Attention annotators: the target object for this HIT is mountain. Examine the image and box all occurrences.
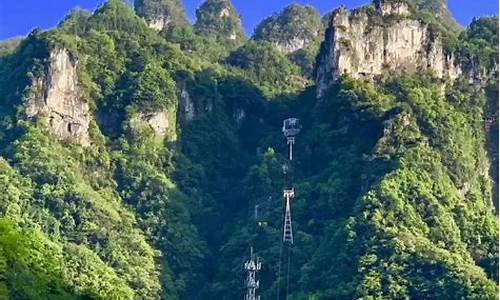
[253,4,323,78]
[409,0,462,32]
[253,4,322,54]
[0,37,24,57]
[193,0,245,47]
[0,0,498,299]
[316,0,462,97]
[134,0,190,31]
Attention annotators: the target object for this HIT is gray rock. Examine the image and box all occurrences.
[25,47,90,146]
[316,1,462,97]
[177,80,195,122]
[130,111,170,135]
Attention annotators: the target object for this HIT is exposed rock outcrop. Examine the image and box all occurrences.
[177,81,195,122]
[134,0,189,31]
[176,78,217,122]
[375,0,410,16]
[409,0,462,32]
[275,37,309,54]
[316,0,462,97]
[194,0,245,46]
[130,111,170,135]
[253,4,322,54]
[233,108,245,124]
[25,47,90,146]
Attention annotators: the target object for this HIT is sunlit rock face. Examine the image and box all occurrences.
[134,0,189,32]
[130,111,170,135]
[25,47,90,146]
[193,0,245,45]
[375,0,410,16]
[315,0,462,97]
[253,4,322,54]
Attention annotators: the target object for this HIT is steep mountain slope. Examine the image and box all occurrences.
[0,37,23,57]
[134,0,190,31]
[409,0,462,32]
[0,0,497,299]
[253,4,323,78]
[253,4,322,54]
[193,0,245,48]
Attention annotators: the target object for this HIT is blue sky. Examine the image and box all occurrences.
[0,0,498,40]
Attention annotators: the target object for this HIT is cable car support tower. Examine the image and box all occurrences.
[277,118,301,300]
[244,247,262,300]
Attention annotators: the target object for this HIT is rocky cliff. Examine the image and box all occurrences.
[25,47,90,146]
[316,0,462,97]
[409,0,461,32]
[253,4,322,54]
[194,0,245,46]
[130,110,172,137]
[134,0,189,31]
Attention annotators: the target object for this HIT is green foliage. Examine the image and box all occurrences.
[134,0,190,30]
[57,8,92,36]
[114,131,207,299]
[0,30,49,111]
[0,217,82,300]
[408,0,462,32]
[459,17,499,72]
[252,4,323,78]
[226,41,308,97]
[193,0,246,48]
[0,1,497,300]
[0,37,23,57]
[8,124,162,299]
[288,44,321,79]
[126,60,177,112]
[253,4,321,47]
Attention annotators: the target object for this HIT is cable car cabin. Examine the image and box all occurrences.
[282,118,301,138]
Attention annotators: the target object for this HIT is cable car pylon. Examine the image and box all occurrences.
[244,247,262,300]
[276,118,301,300]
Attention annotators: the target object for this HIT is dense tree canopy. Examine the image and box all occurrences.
[0,0,497,299]
[193,0,245,48]
[253,4,322,47]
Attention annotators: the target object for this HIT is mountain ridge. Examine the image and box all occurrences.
[0,0,497,299]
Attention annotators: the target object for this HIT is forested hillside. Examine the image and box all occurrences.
[0,0,498,299]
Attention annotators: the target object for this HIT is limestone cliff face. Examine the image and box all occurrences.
[194,0,245,45]
[253,4,322,54]
[134,0,189,32]
[130,111,171,136]
[275,37,310,54]
[316,0,462,97]
[25,47,90,146]
[176,78,215,123]
[409,0,461,32]
[177,81,195,122]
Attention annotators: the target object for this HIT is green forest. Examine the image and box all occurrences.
[0,0,498,299]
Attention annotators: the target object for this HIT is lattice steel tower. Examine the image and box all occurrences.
[282,188,294,245]
[244,247,261,300]
[281,118,301,245]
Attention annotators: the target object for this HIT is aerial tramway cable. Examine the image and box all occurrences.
[245,120,301,300]
[276,118,301,300]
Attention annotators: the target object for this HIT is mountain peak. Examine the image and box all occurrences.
[194,0,245,45]
[316,0,463,97]
[134,0,189,31]
[253,4,321,54]
[374,0,410,15]
[409,0,462,32]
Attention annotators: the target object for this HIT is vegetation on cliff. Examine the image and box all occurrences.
[193,0,245,48]
[134,0,190,30]
[253,4,322,50]
[0,0,497,299]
